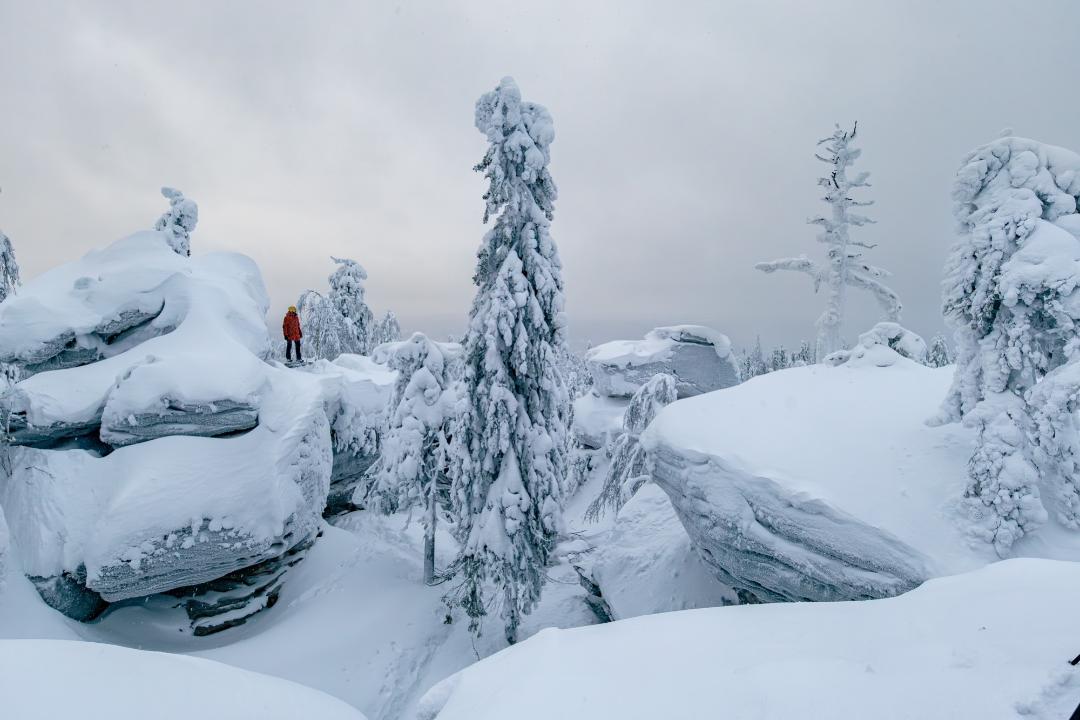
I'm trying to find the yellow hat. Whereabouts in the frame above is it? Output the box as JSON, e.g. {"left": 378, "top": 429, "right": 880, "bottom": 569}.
{"left": 288, "top": 305, "right": 297, "bottom": 313}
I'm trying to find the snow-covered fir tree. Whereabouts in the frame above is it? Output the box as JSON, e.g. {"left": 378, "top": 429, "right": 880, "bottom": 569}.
{"left": 935, "top": 134, "right": 1080, "bottom": 555}
{"left": 296, "top": 290, "right": 352, "bottom": 361}
{"left": 371, "top": 310, "right": 402, "bottom": 348}
{"left": 447, "top": 77, "right": 570, "bottom": 644}
{"left": 0, "top": 228, "right": 20, "bottom": 304}
{"left": 740, "top": 336, "right": 769, "bottom": 379}
{"left": 328, "top": 257, "right": 374, "bottom": 355}
{"left": 927, "top": 334, "right": 952, "bottom": 368}
{"left": 793, "top": 340, "right": 814, "bottom": 366}
{"left": 756, "top": 124, "right": 901, "bottom": 359}
{"left": 770, "top": 346, "right": 790, "bottom": 373}
{"left": 371, "top": 333, "right": 461, "bottom": 584}
{"left": 585, "top": 373, "right": 677, "bottom": 521}
{"left": 556, "top": 345, "right": 592, "bottom": 400}
{"left": 154, "top": 187, "right": 198, "bottom": 256}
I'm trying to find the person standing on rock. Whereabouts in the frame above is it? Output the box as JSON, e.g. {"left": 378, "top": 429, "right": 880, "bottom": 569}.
{"left": 283, "top": 305, "right": 303, "bottom": 363}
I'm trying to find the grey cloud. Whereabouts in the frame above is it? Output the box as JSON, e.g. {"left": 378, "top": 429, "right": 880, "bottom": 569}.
{"left": 1, "top": 0, "right": 1078, "bottom": 351}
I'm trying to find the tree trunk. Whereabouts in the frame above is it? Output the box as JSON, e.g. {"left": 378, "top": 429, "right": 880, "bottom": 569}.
{"left": 423, "top": 484, "right": 436, "bottom": 585}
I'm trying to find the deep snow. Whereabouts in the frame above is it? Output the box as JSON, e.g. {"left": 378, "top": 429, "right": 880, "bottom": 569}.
{"left": 417, "top": 559, "right": 1080, "bottom": 720}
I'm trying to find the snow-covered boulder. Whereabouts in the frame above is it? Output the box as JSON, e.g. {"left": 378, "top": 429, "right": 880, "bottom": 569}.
{"left": 0, "top": 639, "right": 367, "bottom": 720}
{"left": 571, "top": 391, "right": 627, "bottom": 449}
{"left": 300, "top": 354, "right": 396, "bottom": 515}
{"left": 580, "top": 484, "right": 736, "bottom": 620}
{"left": 585, "top": 325, "right": 739, "bottom": 399}
{"left": 0, "top": 231, "right": 338, "bottom": 621}
{"left": 641, "top": 351, "right": 1080, "bottom": 603}
{"left": 415, "top": 559, "right": 1080, "bottom": 720}
{"left": 0, "top": 232, "right": 271, "bottom": 447}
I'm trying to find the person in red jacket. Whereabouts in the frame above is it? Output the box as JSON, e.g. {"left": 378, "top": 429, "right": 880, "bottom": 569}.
{"left": 283, "top": 305, "right": 303, "bottom": 362}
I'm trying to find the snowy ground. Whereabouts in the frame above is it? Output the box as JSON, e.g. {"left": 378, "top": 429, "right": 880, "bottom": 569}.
{"left": 417, "top": 559, "right": 1080, "bottom": 720}
{"left": 0, "top": 491, "right": 606, "bottom": 720}
{"left": 0, "top": 639, "right": 367, "bottom": 720}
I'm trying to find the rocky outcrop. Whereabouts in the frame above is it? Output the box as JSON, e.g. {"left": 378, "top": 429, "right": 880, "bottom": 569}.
{"left": 586, "top": 325, "right": 739, "bottom": 399}
{"left": 0, "top": 230, "right": 338, "bottom": 631}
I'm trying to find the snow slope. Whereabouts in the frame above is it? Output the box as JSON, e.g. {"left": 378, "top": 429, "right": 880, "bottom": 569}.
{"left": 642, "top": 349, "right": 1080, "bottom": 602}
{"left": 417, "top": 559, "right": 1080, "bottom": 720}
{"left": 0, "top": 639, "right": 367, "bottom": 720}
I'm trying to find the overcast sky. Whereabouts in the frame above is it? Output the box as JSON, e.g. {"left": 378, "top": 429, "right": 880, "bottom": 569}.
{"left": 1, "top": 1, "right": 1078, "bottom": 351}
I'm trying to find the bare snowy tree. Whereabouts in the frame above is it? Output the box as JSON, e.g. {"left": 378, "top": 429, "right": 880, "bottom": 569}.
{"left": 756, "top": 124, "right": 901, "bottom": 359}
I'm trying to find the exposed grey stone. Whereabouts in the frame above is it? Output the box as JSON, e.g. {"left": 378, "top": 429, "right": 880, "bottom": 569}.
{"left": 325, "top": 448, "right": 377, "bottom": 516}
{"left": 587, "top": 326, "right": 739, "bottom": 399}
{"left": 4, "top": 412, "right": 102, "bottom": 447}
{"left": 29, "top": 570, "right": 108, "bottom": 622}
{"left": 100, "top": 399, "right": 258, "bottom": 447}
{"left": 648, "top": 443, "right": 930, "bottom": 603}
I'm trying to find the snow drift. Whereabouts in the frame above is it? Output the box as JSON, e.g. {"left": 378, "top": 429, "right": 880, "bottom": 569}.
{"left": 642, "top": 346, "right": 1080, "bottom": 603}
{"left": 0, "top": 639, "right": 367, "bottom": 720}
{"left": 416, "top": 559, "right": 1080, "bottom": 720}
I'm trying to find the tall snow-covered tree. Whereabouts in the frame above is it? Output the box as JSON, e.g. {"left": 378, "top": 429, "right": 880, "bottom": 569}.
{"left": 741, "top": 336, "right": 769, "bottom": 379}
{"left": 756, "top": 124, "right": 901, "bottom": 359}
{"left": 934, "top": 133, "right": 1080, "bottom": 555}
{"left": 296, "top": 290, "right": 352, "bottom": 361}
{"left": 0, "top": 229, "right": 20, "bottom": 304}
{"left": 926, "top": 334, "right": 952, "bottom": 368}
{"left": 154, "top": 187, "right": 198, "bottom": 256}
{"left": 371, "top": 333, "right": 460, "bottom": 584}
{"left": 585, "top": 373, "right": 677, "bottom": 521}
{"left": 447, "top": 77, "right": 570, "bottom": 644}
{"left": 328, "top": 257, "right": 374, "bottom": 355}
{"left": 371, "top": 310, "right": 402, "bottom": 348}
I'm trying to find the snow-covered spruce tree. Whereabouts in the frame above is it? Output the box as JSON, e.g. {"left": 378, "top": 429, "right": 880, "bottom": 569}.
{"left": 741, "top": 336, "right": 769, "bottom": 379}
{"left": 585, "top": 373, "right": 677, "bottom": 521}
{"left": 296, "top": 290, "right": 352, "bottom": 361}
{"left": 935, "top": 134, "right": 1080, "bottom": 555}
{"left": 371, "top": 310, "right": 402, "bottom": 348}
{"left": 370, "top": 333, "right": 460, "bottom": 584}
{"left": 154, "top": 187, "right": 198, "bottom": 256}
{"left": 328, "top": 257, "right": 374, "bottom": 355}
{"left": 770, "top": 346, "right": 789, "bottom": 373}
{"left": 793, "top": 340, "right": 814, "bottom": 366}
{"left": 447, "top": 77, "right": 570, "bottom": 644}
{"left": 927, "top": 334, "right": 952, "bottom": 368}
{"left": 0, "top": 229, "right": 20, "bottom": 304}
{"left": 756, "top": 124, "right": 901, "bottom": 359}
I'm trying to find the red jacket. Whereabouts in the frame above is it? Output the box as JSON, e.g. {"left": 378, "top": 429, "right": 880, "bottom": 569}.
{"left": 283, "top": 311, "right": 302, "bottom": 341}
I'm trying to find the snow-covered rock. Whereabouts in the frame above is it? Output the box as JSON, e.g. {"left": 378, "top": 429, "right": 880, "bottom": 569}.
{"left": 580, "top": 484, "right": 736, "bottom": 620}
{"left": 303, "top": 354, "right": 396, "bottom": 514}
{"left": 0, "top": 231, "right": 339, "bottom": 618}
{"left": 586, "top": 325, "right": 739, "bottom": 399}
{"left": 641, "top": 351, "right": 1080, "bottom": 603}
{"left": 415, "top": 559, "right": 1080, "bottom": 720}
{"left": 0, "top": 639, "right": 367, "bottom": 720}
{"left": 571, "top": 391, "right": 627, "bottom": 449}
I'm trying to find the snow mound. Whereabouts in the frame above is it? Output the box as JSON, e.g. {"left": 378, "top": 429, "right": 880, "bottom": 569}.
{"left": 416, "top": 559, "right": 1080, "bottom": 720}
{"left": 641, "top": 354, "right": 1080, "bottom": 602}
{"left": 0, "top": 231, "right": 337, "bottom": 608}
{"left": 586, "top": 325, "right": 739, "bottom": 399}
{"left": 0, "top": 639, "right": 366, "bottom": 719}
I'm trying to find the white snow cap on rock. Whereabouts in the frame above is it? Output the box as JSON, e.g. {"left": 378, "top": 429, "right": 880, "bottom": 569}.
{"left": 641, "top": 352, "right": 1080, "bottom": 604}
